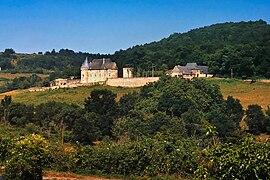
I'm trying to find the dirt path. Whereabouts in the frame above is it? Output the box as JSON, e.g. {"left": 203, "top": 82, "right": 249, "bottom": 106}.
{"left": 43, "top": 171, "right": 123, "bottom": 180}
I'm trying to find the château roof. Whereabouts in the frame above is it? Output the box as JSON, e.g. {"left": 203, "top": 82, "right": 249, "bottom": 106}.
{"left": 90, "top": 58, "right": 117, "bottom": 70}
{"left": 81, "top": 57, "right": 117, "bottom": 70}
{"left": 81, "top": 57, "right": 89, "bottom": 68}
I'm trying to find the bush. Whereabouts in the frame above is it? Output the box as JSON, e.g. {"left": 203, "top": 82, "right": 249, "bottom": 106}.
{"left": 2, "top": 134, "right": 50, "bottom": 180}
{"left": 74, "top": 135, "right": 199, "bottom": 177}
{"left": 195, "top": 135, "right": 270, "bottom": 179}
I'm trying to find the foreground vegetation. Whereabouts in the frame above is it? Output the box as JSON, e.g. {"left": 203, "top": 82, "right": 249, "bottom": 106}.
{"left": 0, "top": 77, "right": 270, "bottom": 179}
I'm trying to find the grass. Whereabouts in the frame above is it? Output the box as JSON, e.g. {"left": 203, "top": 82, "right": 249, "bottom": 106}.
{"left": 0, "top": 86, "right": 139, "bottom": 107}
{"left": 0, "top": 78, "right": 269, "bottom": 109}
{"left": 0, "top": 72, "right": 49, "bottom": 80}
{"left": 0, "top": 72, "right": 49, "bottom": 88}
{"left": 208, "top": 78, "right": 270, "bottom": 109}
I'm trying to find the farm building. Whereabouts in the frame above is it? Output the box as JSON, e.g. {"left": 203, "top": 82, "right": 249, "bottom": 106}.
{"left": 167, "top": 63, "right": 213, "bottom": 79}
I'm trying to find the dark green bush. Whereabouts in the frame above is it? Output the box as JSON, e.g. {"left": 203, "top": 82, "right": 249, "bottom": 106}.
{"left": 74, "top": 136, "right": 199, "bottom": 177}
{"left": 195, "top": 135, "right": 270, "bottom": 179}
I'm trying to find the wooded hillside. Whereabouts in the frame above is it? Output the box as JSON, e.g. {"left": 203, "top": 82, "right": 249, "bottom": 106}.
{"left": 112, "top": 20, "right": 270, "bottom": 78}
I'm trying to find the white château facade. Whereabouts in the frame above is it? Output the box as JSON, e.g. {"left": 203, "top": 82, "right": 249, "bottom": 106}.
{"left": 81, "top": 57, "right": 118, "bottom": 84}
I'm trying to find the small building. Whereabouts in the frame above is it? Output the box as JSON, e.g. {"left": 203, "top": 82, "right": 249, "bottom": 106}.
{"left": 123, "top": 67, "right": 133, "bottom": 78}
{"left": 81, "top": 57, "right": 118, "bottom": 84}
{"left": 168, "top": 63, "right": 213, "bottom": 79}
{"left": 53, "top": 78, "right": 80, "bottom": 87}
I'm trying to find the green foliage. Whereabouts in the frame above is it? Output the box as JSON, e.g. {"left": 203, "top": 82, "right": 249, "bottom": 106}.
{"left": 8, "top": 103, "right": 34, "bottom": 126}
{"left": 225, "top": 96, "right": 244, "bottom": 124}
{"left": 85, "top": 89, "right": 117, "bottom": 116}
{"left": 245, "top": 104, "right": 268, "bottom": 135}
{"left": 112, "top": 20, "right": 270, "bottom": 78}
{"left": 3, "top": 48, "right": 15, "bottom": 57}
{"left": 0, "top": 74, "right": 49, "bottom": 93}
{"left": 72, "top": 112, "right": 100, "bottom": 144}
{"left": 85, "top": 89, "right": 118, "bottom": 137}
{"left": 1, "top": 95, "right": 12, "bottom": 122}
{"left": 2, "top": 134, "right": 50, "bottom": 180}
{"left": 1, "top": 77, "right": 270, "bottom": 179}
{"left": 195, "top": 135, "right": 270, "bottom": 179}
{"left": 75, "top": 136, "right": 199, "bottom": 177}
{"left": 115, "top": 76, "right": 227, "bottom": 140}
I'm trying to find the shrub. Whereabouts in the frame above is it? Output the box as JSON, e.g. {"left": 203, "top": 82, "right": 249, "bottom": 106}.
{"left": 195, "top": 135, "right": 270, "bottom": 179}
{"left": 2, "top": 134, "right": 50, "bottom": 180}
{"left": 74, "top": 135, "right": 199, "bottom": 177}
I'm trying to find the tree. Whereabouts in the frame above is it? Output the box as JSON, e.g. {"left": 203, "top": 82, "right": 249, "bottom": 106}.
{"left": 3, "top": 48, "right": 15, "bottom": 57}
{"left": 245, "top": 104, "right": 267, "bottom": 135}
{"left": 225, "top": 96, "right": 244, "bottom": 127}
{"left": 85, "top": 89, "right": 117, "bottom": 116}
{"left": 85, "top": 89, "right": 118, "bottom": 137}
{"left": 3, "top": 134, "right": 50, "bottom": 180}
{"left": 72, "top": 112, "right": 100, "bottom": 144}
{"left": 118, "top": 92, "right": 139, "bottom": 116}
{"left": 8, "top": 103, "right": 34, "bottom": 127}
{"left": 1, "top": 95, "right": 12, "bottom": 122}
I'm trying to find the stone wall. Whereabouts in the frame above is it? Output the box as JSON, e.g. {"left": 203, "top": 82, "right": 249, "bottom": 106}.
{"left": 106, "top": 77, "right": 160, "bottom": 87}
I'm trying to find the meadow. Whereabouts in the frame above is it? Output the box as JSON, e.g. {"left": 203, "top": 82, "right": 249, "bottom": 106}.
{"left": 0, "top": 72, "right": 48, "bottom": 79}
{"left": 0, "top": 77, "right": 269, "bottom": 109}
{"left": 0, "top": 86, "right": 139, "bottom": 107}
{"left": 209, "top": 78, "right": 270, "bottom": 109}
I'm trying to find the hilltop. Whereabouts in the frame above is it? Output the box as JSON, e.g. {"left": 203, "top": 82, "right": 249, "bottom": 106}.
{"left": 112, "top": 20, "right": 270, "bottom": 78}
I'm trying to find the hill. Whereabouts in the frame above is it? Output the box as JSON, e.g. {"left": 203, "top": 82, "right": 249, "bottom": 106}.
{"left": 112, "top": 20, "right": 270, "bottom": 78}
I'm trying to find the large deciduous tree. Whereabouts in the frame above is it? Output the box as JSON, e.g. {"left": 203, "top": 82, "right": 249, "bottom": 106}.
{"left": 85, "top": 89, "right": 118, "bottom": 137}
{"left": 245, "top": 104, "right": 267, "bottom": 135}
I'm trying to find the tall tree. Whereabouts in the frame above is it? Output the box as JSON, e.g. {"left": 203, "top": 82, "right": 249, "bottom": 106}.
{"left": 245, "top": 104, "right": 267, "bottom": 135}
{"left": 1, "top": 95, "right": 12, "bottom": 122}
{"left": 85, "top": 89, "right": 118, "bottom": 137}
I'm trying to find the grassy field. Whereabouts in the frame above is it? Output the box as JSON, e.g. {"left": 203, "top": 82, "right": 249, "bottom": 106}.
{"left": 209, "top": 78, "right": 270, "bottom": 109}
{"left": 0, "top": 72, "right": 49, "bottom": 87}
{"left": 0, "top": 78, "right": 269, "bottom": 109}
{"left": 0, "top": 86, "right": 139, "bottom": 107}
{"left": 0, "top": 73, "right": 49, "bottom": 79}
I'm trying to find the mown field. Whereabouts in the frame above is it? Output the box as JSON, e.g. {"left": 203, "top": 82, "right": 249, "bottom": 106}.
{"left": 0, "top": 77, "right": 269, "bottom": 109}
{"left": 209, "top": 78, "right": 270, "bottom": 109}
{"left": 0, "top": 72, "right": 49, "bottom": 86}
{"left": 0, "top": 86, "right": 139, "bottom": 107}
{"left": 0, "top": 73, "right": 49, "bottom": 79}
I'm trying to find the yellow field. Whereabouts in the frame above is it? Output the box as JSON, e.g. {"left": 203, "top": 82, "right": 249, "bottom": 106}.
{"left": 0, "top": 73, "right": 49, "bottom": 79}
{"left": 209, "top": 78, "right": 270, "bottom": 110}
{"left": 0, "top": 78, "right": 269, "bottom": 109}
{"left": 0, "top": 86, "right": 139, "bottom": 107}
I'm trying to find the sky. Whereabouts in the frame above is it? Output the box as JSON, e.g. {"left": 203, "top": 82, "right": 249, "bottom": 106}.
{"left": 0, "top": 0, "right": 269, "bottom": 54}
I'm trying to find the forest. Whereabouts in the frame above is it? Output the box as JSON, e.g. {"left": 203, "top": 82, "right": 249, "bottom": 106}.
{"left": 0, "top": 77, "right": 270, "bottom": 179}
{"left": 0, "top": 20, "right": 270, "bottom": 79}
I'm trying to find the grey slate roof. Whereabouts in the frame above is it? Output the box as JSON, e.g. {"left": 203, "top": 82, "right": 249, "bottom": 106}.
{"left": 90, "top": 58, "right": 117, "bottom": 70}
{"left": 81, "top": 57, "right": 117, "bottom": 70}
{"left": 174, "top": 63, "right": 209, "bottom": 74}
